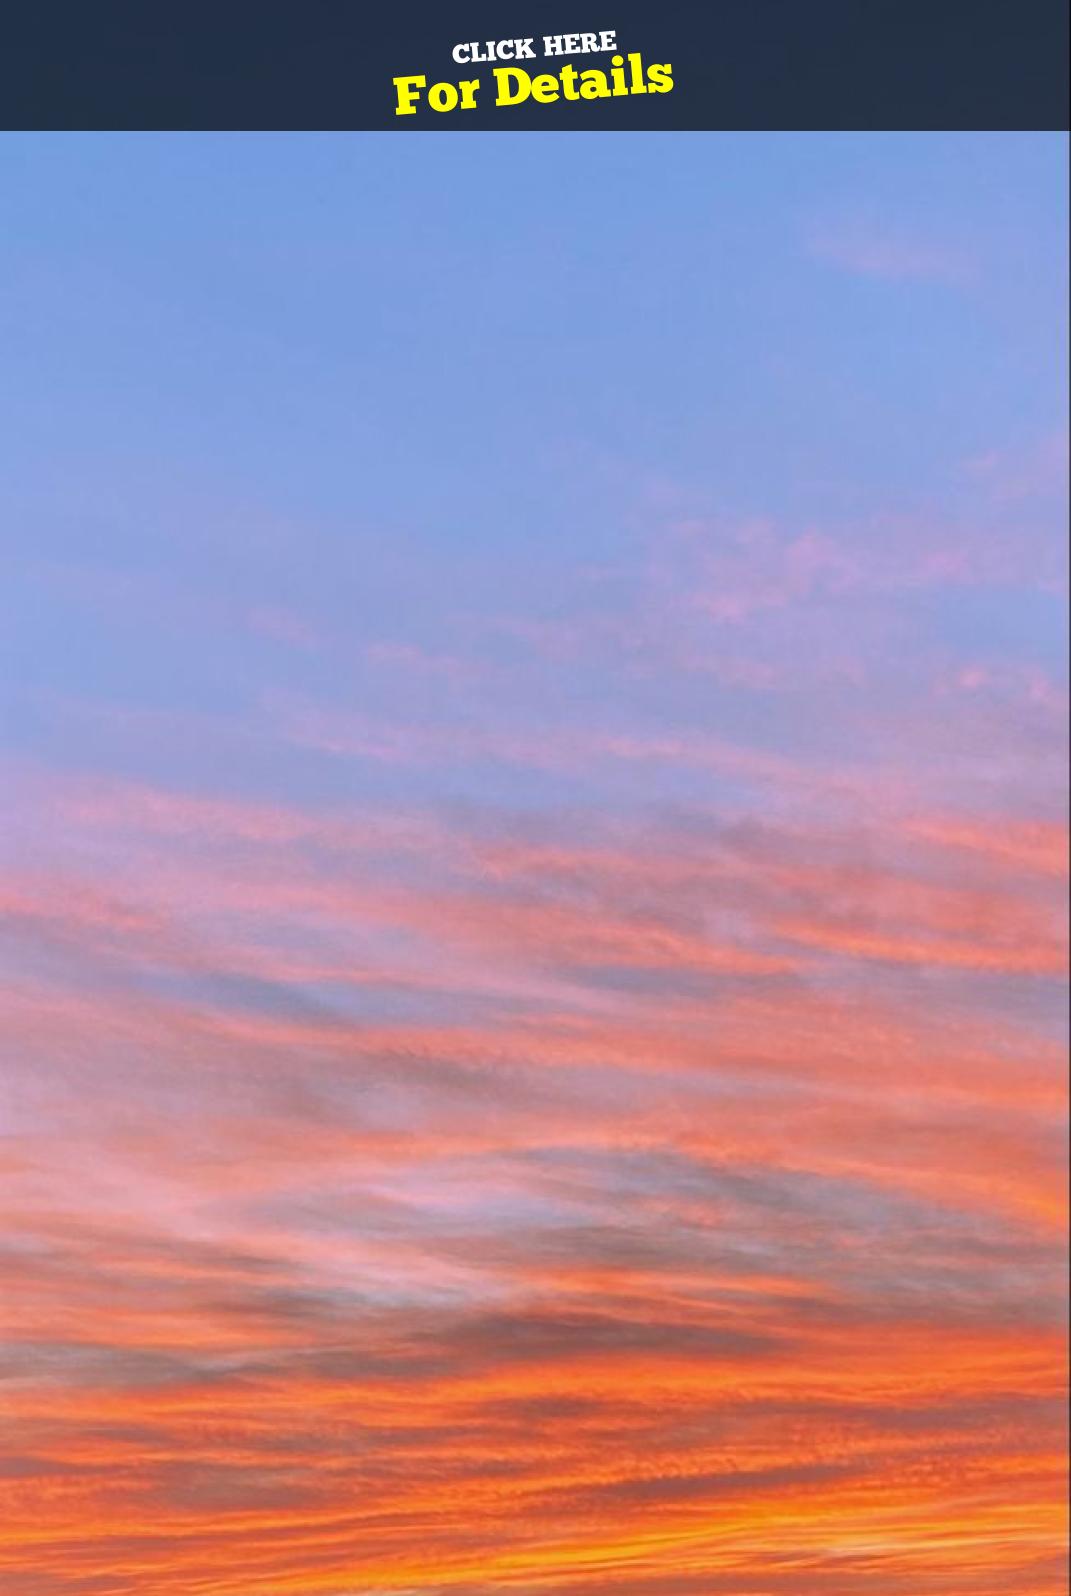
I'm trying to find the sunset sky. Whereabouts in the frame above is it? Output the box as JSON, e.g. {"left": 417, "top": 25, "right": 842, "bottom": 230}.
{"left": 0, "top": 132, "right": 1067, "bottom": 1595}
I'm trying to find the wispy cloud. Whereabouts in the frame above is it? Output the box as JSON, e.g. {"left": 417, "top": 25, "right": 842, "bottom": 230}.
{"left": 807, "top": 217, "right": 973, "bottom": 283}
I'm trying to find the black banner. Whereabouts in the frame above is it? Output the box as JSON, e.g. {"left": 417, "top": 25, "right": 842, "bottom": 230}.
{"left": 4, "top": 0, "right": 1069, "bottom": 131}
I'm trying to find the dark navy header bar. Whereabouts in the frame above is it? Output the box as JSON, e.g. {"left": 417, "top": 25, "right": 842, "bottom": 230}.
{"left": 4, "top": 0, "right": 1068, "bottom": 130}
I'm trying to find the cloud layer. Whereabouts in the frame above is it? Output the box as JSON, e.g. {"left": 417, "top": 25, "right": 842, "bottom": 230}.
{"left": 0, "top": 131, "right": 1066, "bottom": 1595}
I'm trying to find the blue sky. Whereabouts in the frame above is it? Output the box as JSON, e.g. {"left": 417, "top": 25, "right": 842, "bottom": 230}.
{"left": 2, "top": 134, "right": 1067, "bottom": 814}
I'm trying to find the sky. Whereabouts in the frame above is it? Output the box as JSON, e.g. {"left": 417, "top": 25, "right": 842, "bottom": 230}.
{"left": 0, "top": 131, "right": 1067, "bottom": 1595}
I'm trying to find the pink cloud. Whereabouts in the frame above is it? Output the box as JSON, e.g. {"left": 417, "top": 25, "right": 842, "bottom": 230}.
{"left": 808, "top": 221, "right": 972, "bottom": 284}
